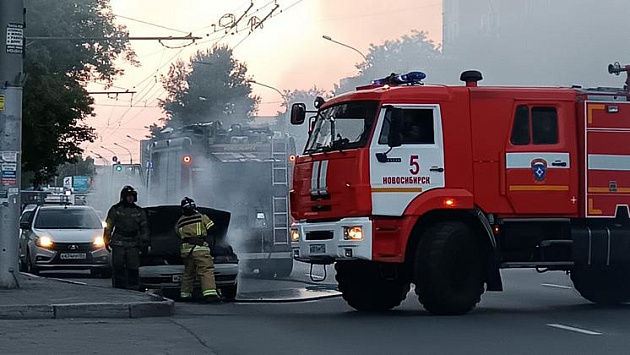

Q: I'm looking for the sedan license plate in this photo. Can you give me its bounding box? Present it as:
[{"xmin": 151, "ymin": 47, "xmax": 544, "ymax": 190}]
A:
[
  {"xmin": 171, "ymin": 275, "xmax": 182, "ymax": 283},
  {"xmin": 60, "ymin": 253, "xmax": 86, "ymax": 260},
  {"xmin": 310, "ymin": 244, "xmax": 326, "ymax": 254}
]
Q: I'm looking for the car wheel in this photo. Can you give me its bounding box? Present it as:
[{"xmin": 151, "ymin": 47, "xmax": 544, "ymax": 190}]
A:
[
  {"xmin": 18, "ymin": 254, "xmax": 27, "ymax": 272},
  {"xmin": 26, "ymin": 250, "xmax": 39, "ymax": 275},
  {"xmin": 220, "ymin": 284, "xmax": 238, "ymax": 301}
]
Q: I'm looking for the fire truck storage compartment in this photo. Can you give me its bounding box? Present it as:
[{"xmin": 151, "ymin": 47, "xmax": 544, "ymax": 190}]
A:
[{"xmin": 585, "ymin": 101, "xmax": 630, "ymax": 218}]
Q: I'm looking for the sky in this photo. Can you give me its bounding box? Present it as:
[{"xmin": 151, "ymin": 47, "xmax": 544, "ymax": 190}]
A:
[{"xmin": 85, "ymin": 0, "xmax": 442, "ymax": 164}]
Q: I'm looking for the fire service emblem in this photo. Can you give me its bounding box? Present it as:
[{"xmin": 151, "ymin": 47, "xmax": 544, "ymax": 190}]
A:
[{"xmin": 531, "ymin": 159, "xmax": 547, "ymax": 182}]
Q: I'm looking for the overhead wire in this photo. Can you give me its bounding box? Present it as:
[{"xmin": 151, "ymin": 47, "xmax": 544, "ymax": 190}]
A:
[
  {"xmin": 97, "ymin": 1, "xmax": 300, "ymax": 140},
  {"xmin": 114, "ymin": 14, "xmax": 191, "ymax": 34}
]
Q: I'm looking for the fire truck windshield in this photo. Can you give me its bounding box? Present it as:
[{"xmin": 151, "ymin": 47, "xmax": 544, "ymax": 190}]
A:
[{"xmin": 304, "ymin": 100, "xmax": 378, "ymax": 153}]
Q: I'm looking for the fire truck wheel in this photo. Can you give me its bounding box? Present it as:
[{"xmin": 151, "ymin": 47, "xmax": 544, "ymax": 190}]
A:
[
  {"xmin": 571, "ymin": 266, "xmax": 630, "ymax": 305},
  {"xmin": 413, "ymin": 221, "xmax": 485, "ymax": 315},
  {"xmin": 335, "ymin": 261, "xmax": 410, "ymax": 312}
]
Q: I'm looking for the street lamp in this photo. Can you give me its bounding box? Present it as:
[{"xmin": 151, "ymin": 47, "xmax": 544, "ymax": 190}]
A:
[
  {"xmin": 248, "ymin": 79, "xmax": 288, "ymax": 111},
  {"xmin": 322, "ymin": 35, "xmax": 367, "ymax": 61},
  {"xmin": 113, "ymin": 142, "xmax": 133, "ymax": 164},
  {"xmin": 125, "ymin": 134, "xmax": 140, "ymax": 142},
  {"xmin": 90, "ymin": 150, "xmax": 109, "ymax": 166},
  {"xmin": 100, "ymin": 146, "xmax": 118, "ymax": 163}
]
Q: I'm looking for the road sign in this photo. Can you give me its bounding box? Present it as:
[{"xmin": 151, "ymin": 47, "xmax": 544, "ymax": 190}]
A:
[
  {"xmin": 73, "ymin": 176, "xmax": 89, "ymax": 192},
  {"xmin": 5, "ymin": 23, "xmax": 24, "ymax": 54},
  {"xmin": 63, "ymin": 176, "xmax": 72, "ymax": 189}
]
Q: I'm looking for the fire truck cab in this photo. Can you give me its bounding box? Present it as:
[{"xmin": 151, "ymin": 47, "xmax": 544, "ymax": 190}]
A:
[{"xmin": 289, "ymin": 65, "xmax": 630, "ymax": 315}]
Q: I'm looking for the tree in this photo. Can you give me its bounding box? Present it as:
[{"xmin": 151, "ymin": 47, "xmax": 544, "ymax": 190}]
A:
[
  {"xmin": 334, "ymin": 30, "xmax": 448, "ymax": 94},
  {"xmin": 276, "ymin": 87, "xmax": 329, "ymax": 150},
  {"xmin": 57, "ymin": 156, "xmax": 96, "ymax": 181},
  {"xmin": 23, "ymin": 0, "xmax": 135, "ymax": 186},
  {"xmin": 159, "ymin": 45, "xmax": 258, "ymax": 129}
]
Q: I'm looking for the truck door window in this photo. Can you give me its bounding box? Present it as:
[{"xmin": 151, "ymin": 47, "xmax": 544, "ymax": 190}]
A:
[
  {"xmin": 532, "ymin": 107, "xmax": 558, "ymax": 144},
  {"xmin": 379, "ymin": 108, "xmax": 435, "ymax": 145},
  {"xmin": 510, "ymin": 105, "xmax": 558, "ymax": 145},
  {"xmin": 510, "ymin": 105, "xmax": 530, "ymax": 145}
]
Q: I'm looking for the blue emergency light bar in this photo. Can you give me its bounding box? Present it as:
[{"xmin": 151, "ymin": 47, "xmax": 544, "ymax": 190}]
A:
[{"xmin": 372, "ymin": 71, "xmax": 427, "ymax": 86}]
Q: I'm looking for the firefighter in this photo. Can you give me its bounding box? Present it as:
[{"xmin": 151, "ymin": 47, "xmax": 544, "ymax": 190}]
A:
[
  {"xmin": 104, "ymin": 185, "xmax": 149, "ymax": 290},
  {"xmin": 176, "ymin": 197, "xmax": 221, "ymax": 303}
]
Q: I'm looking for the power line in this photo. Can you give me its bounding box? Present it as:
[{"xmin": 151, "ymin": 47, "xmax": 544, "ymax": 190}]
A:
[{"xmin": 113, "ymin": 14, "xmax": 191, "ymax": 34}]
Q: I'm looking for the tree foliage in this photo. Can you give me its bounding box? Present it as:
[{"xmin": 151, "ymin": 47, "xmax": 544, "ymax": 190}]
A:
[
  {"xmin": 159, "ymin": 45, "xmax": 258, "ymax": 129},
  {"xmin": 334, "ymin": 30, "xmax": 447, "ymax": 94},
  {"xmin": 276, "ymin": 87, "xmax": 329, "ymax": 150},
  {"xmin": 57, "ymin": 155, "xmax": 96, "ymax": 180},
  {"xmin": 23, "ymin": 0, "xmax": 135, "ymax": 186}
]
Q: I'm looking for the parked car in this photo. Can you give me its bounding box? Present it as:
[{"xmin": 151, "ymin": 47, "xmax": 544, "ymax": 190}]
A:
[
  {"xmin": 18, "ymin": 205, "xmax": 110, "ymax": 277},
  {"xmin": 140, "ymin": 206, "xmax": 239, "ymax": 300}
]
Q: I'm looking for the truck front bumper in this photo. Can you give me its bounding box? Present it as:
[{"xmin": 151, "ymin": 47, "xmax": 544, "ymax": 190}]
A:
[{"xmin": 291, "ymin": 217, "xmax": 372, "ymax": 264}]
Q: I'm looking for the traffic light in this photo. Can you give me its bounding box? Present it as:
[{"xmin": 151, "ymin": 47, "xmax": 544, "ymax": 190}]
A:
[
  {"xmin": 114, "ymin": 164, "xmax": 123, "ymax": 172},
  {"xmin": 182, "ymin": 155, "xmax": 192, "ymax": 165}
]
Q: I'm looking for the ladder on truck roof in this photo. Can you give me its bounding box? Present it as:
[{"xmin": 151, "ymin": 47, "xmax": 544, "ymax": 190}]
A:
[{"xmin": 271, "ymin": 135, "xmax": 289, "ymax": 244}]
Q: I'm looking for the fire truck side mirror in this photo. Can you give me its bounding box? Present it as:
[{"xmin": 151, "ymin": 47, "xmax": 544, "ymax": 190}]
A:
[
  {"xmin": 388, "ymin": 108, "xmax": 404, "ymax": 148},
  {"xmin": 291, "ymin": 103, "xmax": 307, "ymax": 125}
]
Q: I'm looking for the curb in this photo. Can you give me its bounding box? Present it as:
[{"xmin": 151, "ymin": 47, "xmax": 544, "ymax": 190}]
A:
[{"xmin": 0, "ymin": 294, "xmax": 174, "ymax": 320}]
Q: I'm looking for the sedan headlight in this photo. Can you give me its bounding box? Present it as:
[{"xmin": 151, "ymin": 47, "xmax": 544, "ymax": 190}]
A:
[
  {"xmin": 343, "ymin": 226, "xmax": 363, "ymax": 241},
  {"xmin": 290, "ymin": 229, "xmax": 300, "ymax": 242},
  {"xmin": 93, "ymin": 235, "xmax": 105, "ymax": 248},
  {"xmin": 35, "ymin": 236, "xmax": 54, "ymax": 248}
]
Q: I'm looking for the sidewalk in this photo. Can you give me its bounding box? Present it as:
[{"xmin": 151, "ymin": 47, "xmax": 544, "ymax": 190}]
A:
[{"xmin": 0, "ymin": 273, "xmax": 173, "ymax": 319}]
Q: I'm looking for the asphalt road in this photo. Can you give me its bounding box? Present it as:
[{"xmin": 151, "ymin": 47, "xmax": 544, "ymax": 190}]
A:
[
  {"xmin": 4, "ymin": 265, "xmax": 630, "ymax": 354},
  {"xmin": 36, "ymin": 261, "xmax": 338, "ymax": 296}
]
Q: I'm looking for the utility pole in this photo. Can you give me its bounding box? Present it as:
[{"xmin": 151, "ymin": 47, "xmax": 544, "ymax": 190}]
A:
[{"xmin": 0, "ymin": 0, "xmax": 25, "ymax": 289}]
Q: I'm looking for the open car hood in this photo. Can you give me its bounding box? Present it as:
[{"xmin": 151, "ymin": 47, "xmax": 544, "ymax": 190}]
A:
[{"xmin": 142, "ymin": 205, "xmax": 234, "ymax": 265}]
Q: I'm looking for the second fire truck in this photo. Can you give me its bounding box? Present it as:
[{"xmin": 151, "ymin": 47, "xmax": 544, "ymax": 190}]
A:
[{"xmin": 148, "ymin": 121, "xmax": 296, "ymax": 277}]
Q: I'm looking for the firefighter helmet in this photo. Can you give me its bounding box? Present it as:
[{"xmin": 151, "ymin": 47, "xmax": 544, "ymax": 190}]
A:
[
  {"xmin": 181, "ymin": 197, "xmax": 197, "ymax": 215},
  {"xmin": 120, "ymin": 185, "xmax": 138, "ymax": 203}
]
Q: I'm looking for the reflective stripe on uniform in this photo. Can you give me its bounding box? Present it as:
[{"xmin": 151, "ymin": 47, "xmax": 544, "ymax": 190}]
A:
[
  {"xmin": 205, "ymin": 220, "xmax": 214, "ymax": 229},
  {"xmin": 202, "ymin": 289, "xmax": 217, "ymax": 296},
  {"xmin": 181, "ymin": 292, "xmax": 192, "ymax": 298},
  {"xmin": 181, "ymin": 245, "xmax": 210, "ymax": 253}
]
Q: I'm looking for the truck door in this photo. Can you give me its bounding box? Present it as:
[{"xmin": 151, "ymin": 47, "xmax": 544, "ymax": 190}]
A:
[
  {"xmin": 369, "ymin": 105, "xmax": 445, "ymax": 216},
  {"xmin": 505, "ymin": 104, "xmax": 578, "ymax": 215}
]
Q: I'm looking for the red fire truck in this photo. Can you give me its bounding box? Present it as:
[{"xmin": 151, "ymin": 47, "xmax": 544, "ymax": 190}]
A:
[{"xmin": 289, "ymin": 64, "xmax": 630, "ymax": 315}]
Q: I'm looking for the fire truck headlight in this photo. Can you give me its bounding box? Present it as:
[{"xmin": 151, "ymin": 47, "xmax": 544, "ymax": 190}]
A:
[
  {"xmin": 290, "ymin": 229, "xmax": 300, "ymax": 242},
  {"xmin": 343, "ymin": 226, "xmax": 363, "ymax": 241}
]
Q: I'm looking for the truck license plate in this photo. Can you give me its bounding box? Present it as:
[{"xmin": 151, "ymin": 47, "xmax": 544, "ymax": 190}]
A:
[
  {"xmin": 310, "ymin": 244, "xmax": 326, "ymax": 254},
  {"xmin": 60, "ymin": 253, "xmax": 86, "ymax": 260}
]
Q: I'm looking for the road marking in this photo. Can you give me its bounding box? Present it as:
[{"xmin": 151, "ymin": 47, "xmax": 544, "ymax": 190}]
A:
[
  {"xmin": 547, "ymin": 323, "xmax": 602, "ymax": 335},
  {"xmin": 541, "ymin": 283, "xmax": 573, "ymax": 289}
]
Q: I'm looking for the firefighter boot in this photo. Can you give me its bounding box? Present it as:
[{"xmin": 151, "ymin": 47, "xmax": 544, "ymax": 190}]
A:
[{"xmin": 203, "ymin": 290, "xmax": 222, "ymax": 304}]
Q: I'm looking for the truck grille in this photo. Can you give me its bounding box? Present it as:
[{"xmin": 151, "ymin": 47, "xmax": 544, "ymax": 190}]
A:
[{"xmin": 306, "ymin": 231, "xmax": 333, "ymax": 241}]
